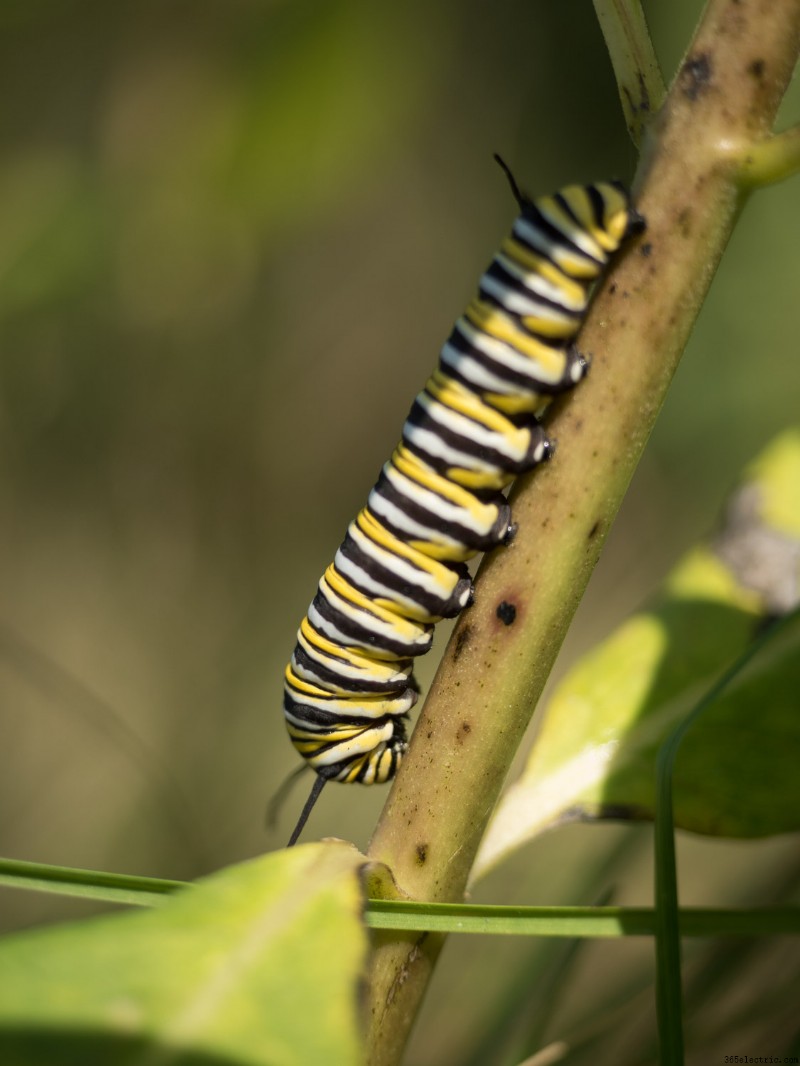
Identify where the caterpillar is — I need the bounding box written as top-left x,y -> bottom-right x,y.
281,157 -> 644,845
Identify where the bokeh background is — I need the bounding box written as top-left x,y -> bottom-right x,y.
1,1 -> 798,1062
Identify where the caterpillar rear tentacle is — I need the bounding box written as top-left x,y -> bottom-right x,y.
281,160 -> 645,845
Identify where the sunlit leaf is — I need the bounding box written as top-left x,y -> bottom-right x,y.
474,430 -> 800,881
0,842 -> 367,1066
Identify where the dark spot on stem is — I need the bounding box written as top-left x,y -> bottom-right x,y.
455,721 -> 472,745
415,843 -> 428,865
496,601 -> 517,626
680,53 -> 712,100
452,624 -> 473,661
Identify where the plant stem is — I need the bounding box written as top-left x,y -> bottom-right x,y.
593,0 -> 666,145
736,124 -> 800,186
364,2 -> 800,1061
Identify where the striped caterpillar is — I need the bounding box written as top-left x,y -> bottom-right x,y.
281,158 -> 644,844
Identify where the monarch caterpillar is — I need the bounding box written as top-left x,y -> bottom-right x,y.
281,157 -> 644,845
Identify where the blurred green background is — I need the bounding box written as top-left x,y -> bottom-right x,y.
1,1 -> 798,1062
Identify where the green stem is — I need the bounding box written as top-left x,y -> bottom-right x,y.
367,900 -> 800,938
364,3 -> 800,1062
593,0 -> 666,145
735,124 -> 800,187
0,857 -> 184,907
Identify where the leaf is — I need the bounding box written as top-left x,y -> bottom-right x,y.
0,842 -> 368,1066
744,427 -> 800,537
473,430 -> 800,881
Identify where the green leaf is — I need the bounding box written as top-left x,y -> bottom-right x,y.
744,426 -> 800,537
0,842 -> 368,1066
652,604 -> 799,1066
474,430 -> 800,880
